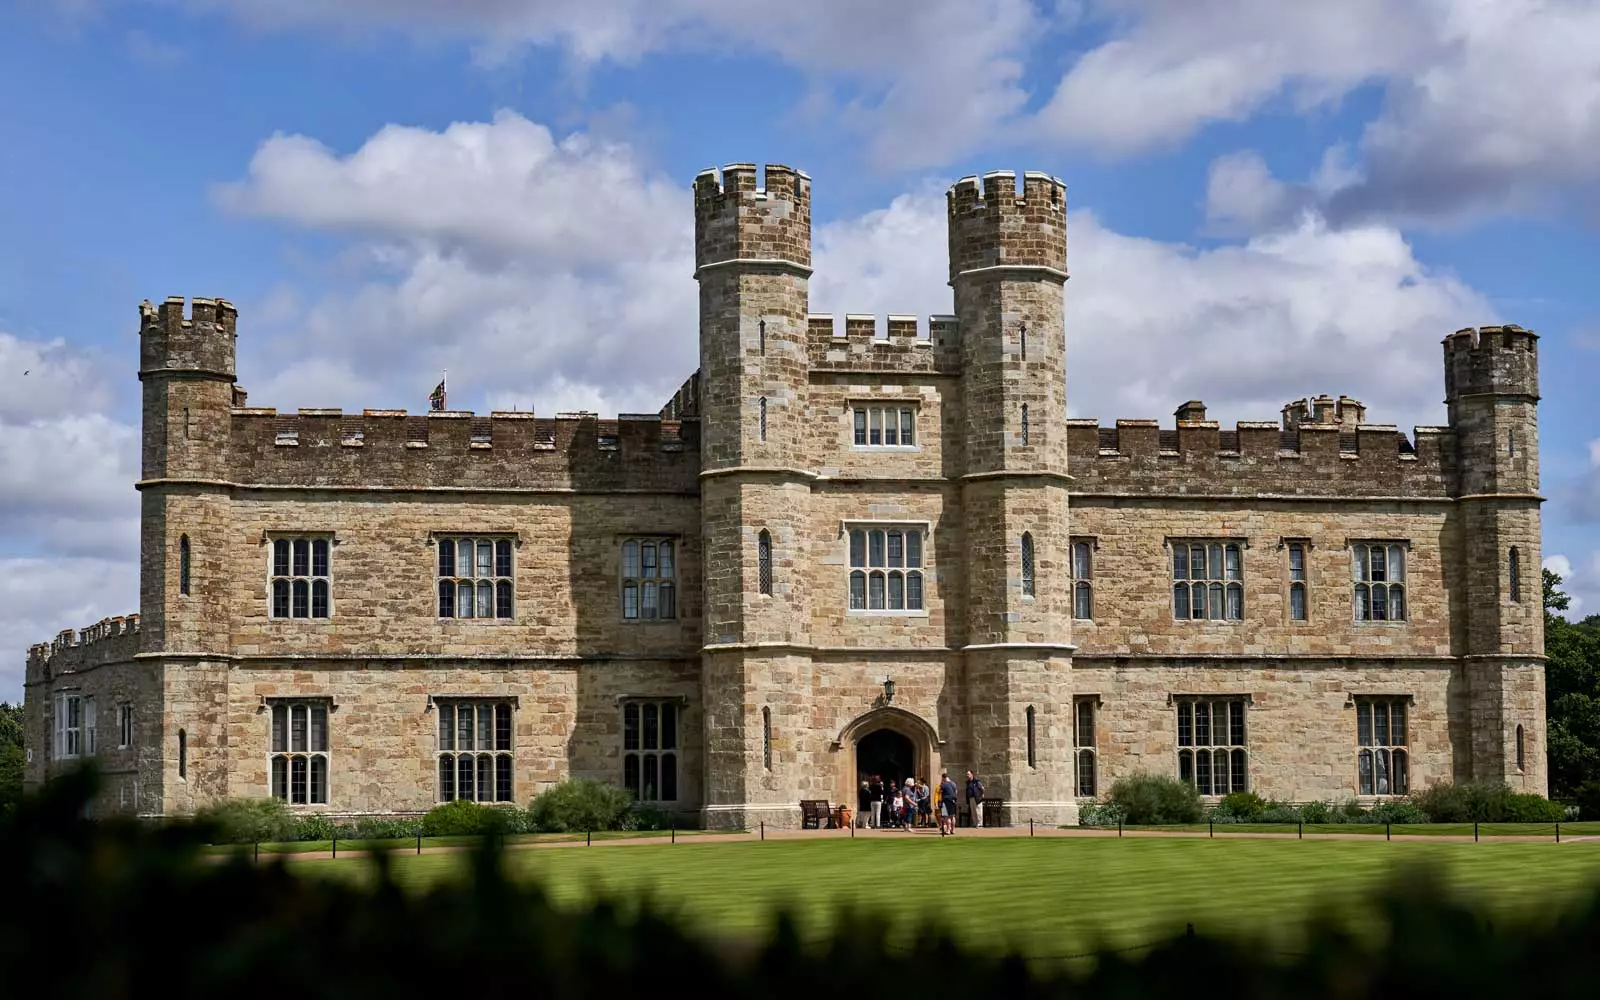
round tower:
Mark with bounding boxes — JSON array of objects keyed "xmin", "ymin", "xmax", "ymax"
[
  {"xmin": 948, "ymin": 170, "xmax": 1076, "ymax": 826},
  {"xmin": 1444, "ymin": 324, "xmax": 1544, "ymax": 793},
  {"xmin": 693, "ymin": 164, "xmax": 815, "ymax": 829}
]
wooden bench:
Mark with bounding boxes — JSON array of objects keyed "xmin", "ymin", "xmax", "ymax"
[{"xmin": 799, "ymin": 799, "xmax": 833, "ymax": 829}]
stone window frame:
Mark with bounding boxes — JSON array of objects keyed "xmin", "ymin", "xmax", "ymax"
[
  {"xmin": 620, "ymin": 536, "xmax": 679, "ymax": 622},
  {"xmin": 844, "ymin": 521, "xmax": 930, "ymax": 616},
  {"xmin": 1508, "ymin": 546, "xmax": 1522, "ymax": 603},
  {"xmin": 1352, "ymin": 694, "xmax": 1412, "ymax": 797},
  {"xmin": 117, "ymin": 702, "xmax": 134, "ymax": 749},
  {"xmin": 1349, "ymin": 539, "xmax": 1409, "ymax": 624},
  {"xmin": 1173, "ymin": 694, "xmax": 1250, "ymax": 797},
  {"xmin": 1073, "ymin": 695, "xmax": 1100, "ymax": 798},
  {"xmin": 1025, "ymin": 705, "xmax": 1037, "ymax": 768},
  {"xmin": 179, "ymin": 534, "xmax": 191, "ymax": 597},
  {"xmin": 433, "ymin": 533, "xmax": 516, "ymax": 621},
  {"xmin": 1020, "ymin": 532, "xmax": 1036, "ymax": 600},
  {"xmin": 53, "ymin": 691, "xmax": 83, "ymax": 760},
  {"xmin": 266, "ymin": 532, "xmax": 336, "ymax": 621},
  {"xmin": 1279, "ymin": 537, "xmax": 1311, "ymax": 624},
  {"xmin": 1071, "ymin": 536, "xmax": 1096, "ymax": 621},
  {"xmin": 762, "ymin": 706, "xmax": 773, "ymax": 771},
  {"xmin": 434, "ymin": 698, "xmax": 516, "ymax": 804},
  {"xmin": 1168, "ymin": 538, "xmax": 1246, "ymax": 622},
  {"xmin": 757, "ymin": 529, "xmax": 773, "ymax": 597},
  {"xmin": 850, "ymin": 401, "xmax": 919, "ymax": 450},
  {"xmin": 621, "ymin": 698, "xmax": 681, "ymax": 803},
  {"xmin": 268, "ymin": 698, "xmax": 331, "ymax": 806}
]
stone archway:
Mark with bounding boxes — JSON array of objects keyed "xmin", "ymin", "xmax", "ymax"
[{"xmin": 836, "ymin": 707, "xmax": 943, "ymax": 808}]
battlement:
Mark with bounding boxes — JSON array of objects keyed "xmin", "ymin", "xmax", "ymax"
[
  {"xmin": 660, "ymin": 370, "xmax": 701, "ymax": 419},
  {"xmin": 27, "ymin": 614, "xmax": 141, "ymax": 679},
  {"xmin": 1281, "ymin": 395, "xmax": 1367, "ymax": 430},
  {"xmin": 139, "ymin": 295, "xmax": 238, "ymax": 377},
  {"xmin": 947, "ymin": 170, "xmax": 1068, "ymax": 282},
  {"xmin": 1444, "ymin": 324, "xmax": 1539, "ymax": 401},
  {"xmin": 693, "ymin": 162, "xmax": 812, "ymax": 270},
  {"xmin": 1065, "ymin": 406, "xmax": 1459, "ymax": 498},
  {"xmin": 804, "ymin": 313, "xmax": 961, "ymax": 374},
  {"xmin": 225, "ymin": 408, "xmax": 700, "ymax": 491}
]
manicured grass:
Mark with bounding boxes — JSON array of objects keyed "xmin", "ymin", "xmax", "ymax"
[
  {"xmin": 294, "ymin": 835, "xmax": 1600, "ymax": 959},
  {"xmin": 207, "ymin": 828, "xmax": 712, "ymax": 857},
  {"xmin": 1104, "ymin": 822, "xmax": 1600, "ymax": 838}
]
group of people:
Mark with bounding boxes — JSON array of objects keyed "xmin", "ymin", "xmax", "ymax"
[{"xmin": 857, "ymin": 769, "xmax": 986, "ymax": 836}]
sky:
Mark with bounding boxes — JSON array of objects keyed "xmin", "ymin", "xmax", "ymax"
[{"xmin": 1, "ymin": 0, "xmax": 1598, "ymax": 701}]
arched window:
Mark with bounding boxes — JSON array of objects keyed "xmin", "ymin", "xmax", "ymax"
[
  {"xmin": 177, "ymin": 728, "xmax": 187, "ymax": 780},
  {"xmin": 1507, "ymin": 429, "xmax": 1517, "ymax": 457},
  {"xmin": 1026, "ymin": 705, "xmax": 1037, "ymax": 768},
  {"xmin": 183, "ymin": 406, "xmax": 190, "ymax": 439},
  {"xmin": 1287, "ymin": 542, "xmax": 1307, "ymax": 622},
  {"xmin": 758, "ymin": 530, "xmax": 773, "ymax": 596},
  {"xmin": 179, "ymin": 535, "xmax": 191, "ymax": 596},
  {"xmin": 1020, "ymin": 323, "xmax": 1027, "ymax": 362},
  {"xmin": 1516, "ymin": 724, "xmax": 1525, "ymax": 771},
  {"xmin": 759, "ymin": 397, "xmax": 767, "ymax": 442},
  {"xmin": 1073, "ymin": 541, "xmax": 1094, "ymax": 620},
  {"xmin": 762, "ymin": 706, "xmax": 772, "ymax": 770},
  {"xmin": 759, "ymin": 318, "xmax": 766, "ymax": 354},
  {"xmin": 1020, "ymin": 532, "xmax": 1035, "ymax": 598},
  {"xmin": 1509, "ymin": 546, "xmax": 1522, "ymax": 602},
  {"xmin": 1020, "ymin": 404, "xmax": 1030, "ymax": 445}
]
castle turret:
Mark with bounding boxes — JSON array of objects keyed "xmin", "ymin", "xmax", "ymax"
[
  {"xmin": 1444, "ymin": 325, "xmax": 1544, "ymax": 793},
  {"xmin": 948, "ymin": 171, "xmax": 1076, "ymax": 825},
  {"xmin": 694, "ymin": 164, "xmax": 815, "ymax": 829}
]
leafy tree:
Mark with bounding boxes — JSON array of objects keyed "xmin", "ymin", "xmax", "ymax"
[
  {"xmin": 0, "ymin": 702, "xmax": 23, "ymax": 815},
  {"xmin": 1544, "ymin": 569, "xmax": 1600, "ymax": 803}
]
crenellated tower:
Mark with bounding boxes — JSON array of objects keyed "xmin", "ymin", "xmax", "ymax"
[
  {"xmin": 694, "ymin": 164, "xmax": 816, "ymax": 829},
  {"xmin": 1445, "ymin": 325, "xmax": 1545, "ymax": 792},
  {"xmin": 948, "ymin": 171, "xmax": 1077, "ymax": 825}
]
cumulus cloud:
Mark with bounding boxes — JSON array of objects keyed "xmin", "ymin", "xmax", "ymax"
[
  {"xmin": 0, "ymin": 557, "xmax": 140, "ymax": 702},
  {"xmin": 1559, "ymin": 438, "xmax": 1600, "ymax": 523},
  {"xmin": 1545, "ymin": 551, "xmax": 1600, "ymax": 619}
]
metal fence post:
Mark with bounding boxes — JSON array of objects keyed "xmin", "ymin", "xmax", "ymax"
[
  {"xmin": 1118, "ymin": 818, "xmax": 1122, "ymax": 837},
  {"xmin": 1209, "ymin": 820, "xmax": 1213, "ymax": 838},
  {"xmin": 587, "ymin": 829, "xmax": 592, "ymax": 847},
  {"xmin": 761, "ymin": 821, "xmax": 765, "ymax": 841},
  {"xmin": 1030, "ymin": 818, "xmax": 1035, "ymax": 837},
  {"xmin": 1385, "ymin": 822, "xmax": 1390, "ymax": 841},
  {"xmin": 1475, "ymin": 821, "xmax": 1479, "ymax": 842},
  {"xmin": 417, "ymin": 833, "xmax": 422, "ymax": 855},
  {"xmin": 671, "ymin": 816, "xmax": 677, "ymax": 844},
  {"xmin": 1556, "ymin": 822, "xmax": 1561, "ymax": 844},
  {"xmin": 332, "ymin": 835, "xmax": 337, "ymax": 859},
  {"xmin": 1298, "ymin": 821, "xmax": 1303, "ymax": 839}
]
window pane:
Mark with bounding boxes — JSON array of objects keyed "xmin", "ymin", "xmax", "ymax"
[
  {"xmin": 439, "ymin": 755, "xmax": 454, "ymax": 801},
  {"xmin": 291, "ymin": 705, "xmax": 307, "ymax": 752},
  {"xmin": 623, "ymin": 582, "xmax": 639, "ymax": 619},
  {"xmin": 495, "ymin": 704, "xmax": 513, "ymax": 751},
  {"xmin": 496, "ymin": 580, "xmax": 513, "ymax": 619},
  {"xmin": 272, "ymin": 705, "xmax": 287, "ymax": 753},
  {"xmin": 1173, "ymin": 545, "xmax": 1188, "ymax": 580},
  {"xmin": 661, "ymin": 703, "xmax": 677, "ymax": 750},
  {"xmin": 293, "ymin": 539, "xmax": 309, "ymax": 577},
  {"xmin": 1392, "ymin": 703, "xmax": 1407, "ymax": 746},
  {"xmin": 624, "ymin": 753, "xmax": 640, "ymax": 798},
  {"xmin": 1075, "ymin": 581, "xmax": 1093, "ymax": 620},
  {"xmin": 477, "ymin": 755, "xmax": 493, "ymax": 803},
  {"xmin": 1375, "ymin": 748, "xmax": 1390, "ymax": 796},
  {"xmin": 1191, "ymin": 582, "xmax": 1207, "ymax": 620},
  {"xmin": 1074, "ymin": 542, "xmax": 1091, "ymax": 580},
  {"xmin": 310, "ymin": 755, "xmax": 327, "ymax": 804},
  {"xmin": 906, "ymin": 572, "xmax": 923, "ymax": 610},
  {"xmin": 1290, "ymin": 583, "xmax": 1307, "ymax": 621},
  {"xmin": 1076, "ymin": 700, "xmax": 1095, "ymax": 748},
  {"xmin": 1393, "ymin": 750, "xmax": 1409, "ymax": 794},
  {"xmin": 272, "ymin": 755, "xmax": 288, "ymax": 800},
  {"xmin": 642, "ymin": 581, "xmax": 659, "ymax": 619},
  {"xmin": 1357, "ymin": 702, "xmax": 1372, "ymax": 746},
  {"xmin": 887, "ymin": 531, "xmax": 903, "ymax": 567},
  {"xmin": 1371, "ymin": 545, "xmax": 1387, "ymax": 582},
  {"xmin": 1389, "ymin": 546, "xmax": 1405, "ymax": 582},
  {"xmin": 495, "ymin": 539, "xmax": 513, "ymax": 577},
  {"xmin": 1195, "ymin": 748, "xmax": 1212, "ymax": 796},
  {"xmin": 273, "ymin": 579, "xmax": 290, "ymax": 618},
  {"xmin": 1288, "ymin": 544, "xmax": 1305, "ymax": 580},
  {"xmin": 643, "ymin": 754, "xmax": 659, "ymax": 801},
  {"xmin": 622, "ymin": 541, "xmax": 640, "ymax": 578},
  {"xmin": 1375, "ymin": 703, "xmax": 1391, "ymax": 746},
  {"xmin": 1353, "ymin": 545, "xmax": 1369, "ymax": 581},
  {"xmin": 476, "ymin": 581, "xmax": 492, "ymax": 618},
  {"xmin": 1230, "ymin": 750, "xmax": 1247, "ymax": 793},
  {"xmin": 661, "ymin": 752, "xmax": 678, "ymax": 800},
  {"xmin": 1173, "ymin": 583, "xmax": 1190, "ymax": 619},
  {"xmin": 906, "ymin": 532, "xmax": 922, "ymax": 568},
  {"xmin": 901, "ymin": 410, "xmax": 914, "ymax": 445},
  {"xmin": 291, "ymin": 756, "xmax": 307, "ymax": 805},
  {"xmin": 1229, "ymin": 703, "xmax": 1245, "ymax": 746},
  {"xmin": 869, "ymin": 531, "xmax": 885, "ymax": 567},
  {"xmin": 1224, "ymin": 544, "xmax": 1241, "ymax": 580},
  {"xmin": 438, "ymin": 580, "xmax": 455, "ymax": 617},
  {"xmin": 439, "ymin": 704, "xmax": 455, "ymax": 751},
  {"xmin": 1213, "ymin": 750, "xmax": 1229, "ymax": 794},
  {"xmin": 458, "ymin": 755, "xmax": 474, "ymax": 801},
  {"xmin": 643, "ymin": 703, "xmax": 659, "ymax": 750},
  {"xmin": 1077, "ymin": 750, "xmax": 1096, "ymax": 797},
  {"xmin": 1226, "ymin": 583, "xmax": 1242, "ymax": 620},
  {"xmin": 849, "ymin": 530, "xmax": 865, "ymax": 567},
  {"xmin": 1205, "ymin": 545, "xmax": 1220, "ymax": 580},
  {"xmin": 623, "ymin": 703, "xmax": 639, "ymax": 751},
  {"xmin": 496, "ymin": 754, "xmax": 513, "ymax": 802},
  {"xmin": 1389, "ymin": 585, "xmax": 1406, "ymax": 621},
  {"xmin": 476, "ymin": 541, "xmax": 492, "ymax": 578},
  {"xmin": 1179, "ymin": 748, "xmax": 1193, "ymax": 785},
  {"xmin": 1177, "ymin": 702, "xmax": 1192, "ymax": 746},
  {"xmin": 658, "ymin": 542, "xmax": 674, "ymax": 579},
  {"xmin": 869, "ymin": 572, "xmax": 885, "ymax": 610},
  {"xmin": 432, "ymin": 539, "xmax": 452, "ymax": 580},
  {"xmin": 1354, "ymin": 583, "xmax": 1369, "ymax": 620},
  {"xmin": 884, "ymin": 419, "xmax": 896, "ymax": 446},
  {"xmin": 888, "ymin": 572, "xmax": 904, "ymax": 610},
  {"xmin": 312, "ymin": 580, "xmax": 329, "ymax": 618},
  {"xmin": 854, "ymin": 409, "xmax": 866, "ymax": 445},
  {"xmin": 869, "ymin": 409, "xmax": 881, "ymax": 445},
  {"xmin": 458, "ymin": 582, "xmax": 475, "ymax": 618},
  {"xmin": 477, "ymin": 704, "xmax": 492, "ymax": 749},
  {"xmin": 1372, "ymin": 584, "xmax": 1389, "ymax": 621},
  {"xmin": 312, "ymin": 539, "xmax": 329, "ymax": 577},
  {"xmin": 310, "ymin": 705, "xmax": 327, "ymax": 752},
  {"xmin": 641, "ymin": 543, "xmax": 657, "ymax": 578},
  {"xmin": 1209, "ymin": 583, "xmax": 1224, "ymax": 619},
  {"xmin": 292, "ymin": 580, "xmax": 309, "ymax": 618},
  {"xmin": 458, "ymin": 705, "xmax": 474, "ymax": 751},
  {"xmin": 1195, "ymin": 702, "xmax": 1211, "ymax": 746},
  {"xmin": 1358, "ymin": 749, "xmax": 1374, "ymax": 795},
  {"xmin": 660, "ymin": 582, "xmax": 676, "ymax": 619},
  {"xmin": 274, "ymin": 539, "xmax": 290, "ymax": 577}
]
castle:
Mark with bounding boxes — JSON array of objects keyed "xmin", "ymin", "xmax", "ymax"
[{"xmin": 23, "ymin": 164, "xmax": 1547, "ymax": 825}]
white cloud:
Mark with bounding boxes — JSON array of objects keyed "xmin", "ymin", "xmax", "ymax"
[
  {"xmin": 1562, "ymin": 437, "xmax": 1600, "ymax": 523},
  {"xmin": 0, "ymin": 557, "xmax": 139, "ymax": 702},
  {"xmin": 1544, "ymin": 551, "xmax": 1600, "ymax": 620}
]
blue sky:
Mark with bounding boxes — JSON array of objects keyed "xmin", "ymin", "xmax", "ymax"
[{"xmin": 2, "ymin": 0, "xmax": 1597, "ymax": 699}]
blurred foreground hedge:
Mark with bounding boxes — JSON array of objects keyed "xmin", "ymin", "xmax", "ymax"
[{"xmin": 8, "ymin": 765, "xmax": 1600, "ymax": 999}]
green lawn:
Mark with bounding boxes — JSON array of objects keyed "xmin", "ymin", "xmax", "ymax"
[
  {"xmin": 205, "ymin": 827, "xmax": 715, "ymax": 857},
  {"xmin": 293, "ymin": 835, "xmax": 1600, "ymax": 960}
]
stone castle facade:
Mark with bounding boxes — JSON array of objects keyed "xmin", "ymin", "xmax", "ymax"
[{"xmin": 24, "ymin": 164, "xmax": 1547, "ymax": 825}]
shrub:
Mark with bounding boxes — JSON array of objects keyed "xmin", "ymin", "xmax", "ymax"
[
  {"xmin": 293, "ymin": 813, "xmax": 340, "ymax": 842},
  {"xmin": 1572, "ymin": 781, "xmax": 1600, "ymax": 821},
  {"xmin": 194, "ymin": 797, "xmax": 296, "ymax": 844},
  {"xmin": 1105, "ymin": 774, "xmax": 1203, "ymax": 825},
  {"xmin": 1077, "ymin": 803, "xmax": 1125, "ymax": 828},
  {"xmin": 529, "ymin": 779, "xmax": 635, "ymax": 833},
  {"xmin": 619, "ymin": 806, "xmax": 674, "ymax": 832},
  {"xmin": 1501, "ymin": 793, "xmax": 1567, "ymax": 823},
  {"xmin": 1407, "ymin": 782, "xmax": 1565, "ymax": 823},
  {"xmin": 1217, "ymin": 791, "xmax": 1266, "ymax": 821},
  {"xmin": 346, "ymin": 816, "xmax": 424, "ymax": 840},
  {"xmin": 1368, "ymin": 800, "xmax": 1428, "ymax": 825},
  {"xmin": 1298, "ymin": 800, "xmax": 1331, "ymax": 824},
  {"xmin": 420, "ymin": 800, "xmax": 521, "ymax": 837},
  {"xmin": 1331, "ymin": 799, "xmax": 1369, "ymax": 823},
  {"xmin": 1258, "ymin": 805, "xmax": 1301, "ymax": 824}
]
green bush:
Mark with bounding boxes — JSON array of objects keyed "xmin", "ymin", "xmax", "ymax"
[
  {"xmin": 528, "ymin": 779, "xmax": 634, "ymax": 833},
  {"xmin": 1077, "ymin": 803, "xmax": 1126, "ymax": 827},
  {"xmin": 1217, "ymin": 791, "xmax": 1267, "ymax": 821},
  {"xmin": 1105, "ymin": 774, "xmax": 1203, "ymax": 825},
  {"xmin": 1407, "ymin": 782, "xmax": 1566, "ymax": 823},
  {"xmin": 293, "ymin": 813, "xmax": 340, "ymax": 842},
  {"xmin": 194, "ymin": 797, "xmax": 297, "ymax": 844},
  {"xmin": 1572, "ymin": 780, "xmax": 1600, "ymax": 821},
  {"xmin": 1258, "ymin": 804, "xmax": 1301, "ymax": 824},
  {"xmin": 1368, "ymin": 800, "xmax": 1427, "ymax": 825},
  {"xmin": 1298, "ymin": 800, "xmax": 1331, "ymax": 824},
  {"xmin": 344, "ymin": 816, "xmax": 424, "ymax": 840},
  {"xmin": 1331, "ymin": 799, "xmax": 1369, "ymax": 823},
  {"xmin": 1501, "ymin": 793, "xmax": 1567, "ymax": 823},
  {"xmin": 619, "ymin": 805, "xmax": 674, "ymax": 832},
  {"xmin": 421, "ymin": 800, "xmax": 521, "ymax": 837}
]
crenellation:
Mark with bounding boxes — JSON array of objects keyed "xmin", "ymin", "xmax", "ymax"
[{"xmin": 806, "ymin": 313, "xmax": 962, "ymax": 374}]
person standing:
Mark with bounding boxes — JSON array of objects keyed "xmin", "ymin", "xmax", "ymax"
[
  {"xmin": 937, "ymin": 771, "xmax": 959, "ymax": 836},
  {"xmin": 857, "ymin": 779, "xmax": 872, "ymax": 829},
  {"xmin": 915, "ymin": 779, "xmax": 932, "ymax": 828},
  {"xmin": 965, "ymin": 770, "xmax": 986, "ymax": 829},
  {"xmin": 869, "ymin": 775, "xmax": 884, "ymax": 828}
]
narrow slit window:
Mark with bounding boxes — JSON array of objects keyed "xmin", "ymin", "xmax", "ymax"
[
  {"xmin": 757, "ymin": 530, "xmax": 773, "ymax": 596},
  {"xmin": 762, "ymin": 706, "xmax": 772, "ymax": 771},
  {"xmin": 1025, "ymin": 705, "xmax": 1036, "ymax": 768},
  {"xmin": 1288, "ymin": 542, "xmax": 1307, "ymax": 622},
  {"xmin": 1072, "ymin": 540, "xmax": 1094, "ymax": 620},
  {"xmin": 1020, "ymin": 404, "xmax": 1029, "ymax": 445},
  {"xmin": 1509, "ymin": 546, "xmax": 1522, "ymax": 603},
  {"xmin": 1020, "ymin": 532, "xmax": 1035, "ymax": 598},
  {"xmin": 759, "ymin": 397, "xmax": 767, "ymax": 442},
  {"xmin": 179, "ymin": 535, "xmax": 191, "ymax": 596}
]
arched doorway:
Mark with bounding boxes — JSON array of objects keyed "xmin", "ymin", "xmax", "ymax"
[{"xmin": 857, "ymin": 728, "xmax": 916, "ymax": 787}]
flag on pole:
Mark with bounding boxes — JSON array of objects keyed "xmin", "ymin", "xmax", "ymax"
[{"xmin": 428, "ymin": 372, "xmax": 447, "ymax": 411}]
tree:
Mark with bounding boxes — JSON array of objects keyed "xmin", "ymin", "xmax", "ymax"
[
  {"xmin": 1543, "ymin": 569, "xmax": 1600, "ymax": 803},
  {"xmin": 0, "ymin": 702, "xmax": 23, "ymax": 816}
]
